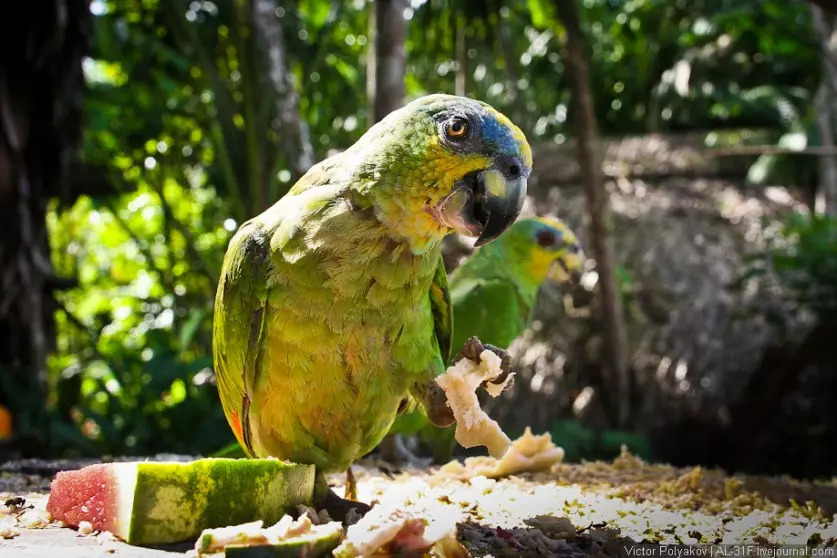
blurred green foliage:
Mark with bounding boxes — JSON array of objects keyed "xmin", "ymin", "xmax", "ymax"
[
  {"xmin": 30, "ymin": 0, "xmax": 830, "ymax": 458},
  {"xmin": 740, "ymin": 214, "xmax": 837, "ymax": 329},
  {"xmin": 775, "ymin": 215, "xmax": 837, "ymax": 325},
  {"xmin": 548, "ymin": 420, "xmax": 656, "ymax": 463},
  {"xmin": 728, "ymin": 214, "xmax": 837, "ymax": 479}
]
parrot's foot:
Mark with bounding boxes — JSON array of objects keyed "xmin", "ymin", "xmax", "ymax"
[
  {"xmin": 322, "ymin": 488, "xmax": 372, "ymax": 526},
  {"xmin": 452, "ymin": 336, "xmax": 515, "ymax": 393},
  {"xmin": 345, "ymin": 466, "xmax": 358, "ymax": 501},
  {"xmin": 412, "ymin": 381, "xmax": 455, "ymax": 428},
  {"xmin": 314, "ymin": 470, "xmax": 371, "ymax": 526}
]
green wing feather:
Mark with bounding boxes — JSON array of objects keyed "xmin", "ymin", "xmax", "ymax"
[
  {"xmin": 430, "ymin": 254, "xmax": 452, "ymax": 365},
  {"xmin": 390, "ymin": 255, "xmax": 452, "ymax": 434},
  {"xmin": 212, "ymin": 219, "xmax": 271, "ymax": 457},
  {"xmin": 450, "ymin": 278, "xmax": 526, "ymax": 351}
]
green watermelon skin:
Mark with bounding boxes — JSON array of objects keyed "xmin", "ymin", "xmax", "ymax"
[
  {"xmin": 47, "ymin": 458, "xmax": 316, "ymax": 546},
  {"xmin": 223, "ymin": 523, "xmax": 344, "ymax": 558}
]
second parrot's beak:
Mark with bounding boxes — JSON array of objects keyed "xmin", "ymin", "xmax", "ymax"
[
  {"xmin": 548, "ymin": 248, "xmax": 585, "ymax": 284},
  {"xmin": 438, "ymin": 158, "xmax": 528, "ymax": 246}
]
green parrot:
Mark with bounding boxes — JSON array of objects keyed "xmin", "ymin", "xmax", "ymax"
[
  {"xmin": 212, "ymin": 94, "xmax": 531, "ymax": 519},
  {"xmin": 381, "ymin": 216, "xmax": 586, "ymax": 464},
  {"xmin": 447, "ymin": 216, "xmax": 584, "ymax": 351}
]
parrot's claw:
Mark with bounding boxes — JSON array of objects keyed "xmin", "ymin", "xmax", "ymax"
[
  {"xmin": 450, "ymin": 336, "xmax": 487, "ymax": 365},
  {"xmin": 452, "ymin": 336, "xmax": 515, "ymax": 393},
  {"xmin": 484, "ymin": 342, "xmax": 515, "ymax": 392},
  {"xmin": 412, "ymin": 381, "xmax": 455, "ymax": 428},
  {"xmin": 314, "ymin": 470, "xmax": 371, "ymax": 526},
  {"xmin": 322, "ymin": 488, "xmax": 372, "ymax": 526}
]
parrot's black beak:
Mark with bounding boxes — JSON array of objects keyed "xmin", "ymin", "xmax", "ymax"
[
  {"xmin": 438, "ymin": 155, "xmax": 528, "ymax": 246},
  {"xmin": 472, "ymin": 167, "xmax": 528, "ymax": 247}
]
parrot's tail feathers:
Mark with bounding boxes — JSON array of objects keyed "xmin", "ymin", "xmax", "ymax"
[
  {"xmin": 229, "ymin": 410, "xmax": 244, "ymax": 443},
  {"xmin": 225, "ymin": 402, "xmax": 256, "ymax": 458},
  {"xmin": 240, "ymin": 395, "xmax": 257, "ymax": 457}
]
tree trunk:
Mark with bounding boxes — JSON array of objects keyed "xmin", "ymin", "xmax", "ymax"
[
  {"xmin": 251, "ymin": 0, "xmax": 314, "ymax": 187},
  {"xmin": 811, "ymin": 4, "xmax": 837, "ymax": 216},
  {"xmin": 806, "ymin": 0, "xmax": 837, "ymax": 17},
  {"xmin": 455, "ymin": 21, "xmax": 468, "ymax": 97},
  {"xmin": 0, "ymin": 0, "xmax": 90, "ymax": 442},
  {"xmin": 367, "ymin": 3, "xmax": 377, "ymax": 120},
  {"xmin": 373, "ymin": 0, "xmax": 407, "ymax": 123},
  {"xmin": 553, "ymin": 0, "xmax": 630, "ymax": 428},
  {"xmin": 499, "ymin": 16, "xmax": 528, "ymax": 125},
  {"xmin": 813, "ymin": 85, "xmax": 837, "ymax": 216}
]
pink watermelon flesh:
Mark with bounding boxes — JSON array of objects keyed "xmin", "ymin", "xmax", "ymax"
[{"xmin": 47, "ymin": 464, "xmax": 119, "ymax": 533}]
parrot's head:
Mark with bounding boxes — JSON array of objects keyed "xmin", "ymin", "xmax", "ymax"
[
  {"xmin": 347, "ymin": 94, "xmax": 532, "ymax": 252},
  {"xmin": 505, "ymin": 217, "xmax": 585, "ymax": 286}
]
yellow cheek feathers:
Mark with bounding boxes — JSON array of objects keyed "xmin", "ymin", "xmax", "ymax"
[
  {"xmin": 529, "ymin": 249, "xmax": 559, "ymax": 282},
  {"xmin": 422, "ymin": 138, "xmax": 493, "ymax": 189},
  {"xmin": 531, "ymin": 249, "xmax": 585, "ymax": 284},
  {"xmin": 366, "ymin": 141, "xmax": 494, "ymax": 253}
]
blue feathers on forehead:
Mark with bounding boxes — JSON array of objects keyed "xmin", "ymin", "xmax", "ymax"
[{"xmin": 479, "ymin": 112, "xmax": 521, "ymax": 156}]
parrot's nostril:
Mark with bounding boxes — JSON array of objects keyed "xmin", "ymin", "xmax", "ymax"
[{"xmin": 494, "ymin": 155, "xmax": 524, "ymax": 180}]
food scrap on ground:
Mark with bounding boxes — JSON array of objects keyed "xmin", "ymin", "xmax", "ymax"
[
  {"xmin": 16, "ymin": 509, "xmax": 51, "ymax": 530},
  {"xmin": 0, "ymin": 517, "xmax": 20, "ymax": 539},
  {"xmin": 0, "ymin": 494, "xmax": 52, "ymax": 537},
  {"xmin": 438, "ymin": 427, "xmax": 565, "ymax": 479},
  {"xmin": 195, "ymin": 515, "xmax": 344, "ymax": 557},
  {"xmin": 333, "ymin": 500, "xmax": 466, "ymax": 557},
  {"xmin": 77, "ymin": 520, "xmax": 96, "ymax": 536}
]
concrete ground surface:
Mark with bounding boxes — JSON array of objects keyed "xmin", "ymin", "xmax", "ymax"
[{"xmin": 1, "ymin": 451, "xmax": 836, "ymax": 557}]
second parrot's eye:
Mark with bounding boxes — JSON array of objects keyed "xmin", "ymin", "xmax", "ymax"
[
  {"xmin": 536, "ymin": 230, "xmax": 558, "ymax": 247},
  {"xmin": 446, "ymin": 118, "xmax": 468, "ymax": 139}
]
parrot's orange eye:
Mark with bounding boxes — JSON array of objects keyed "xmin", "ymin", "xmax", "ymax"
[{"xmin": 446, "ymin": 119, "xmax": 468, "ymax": 139}]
